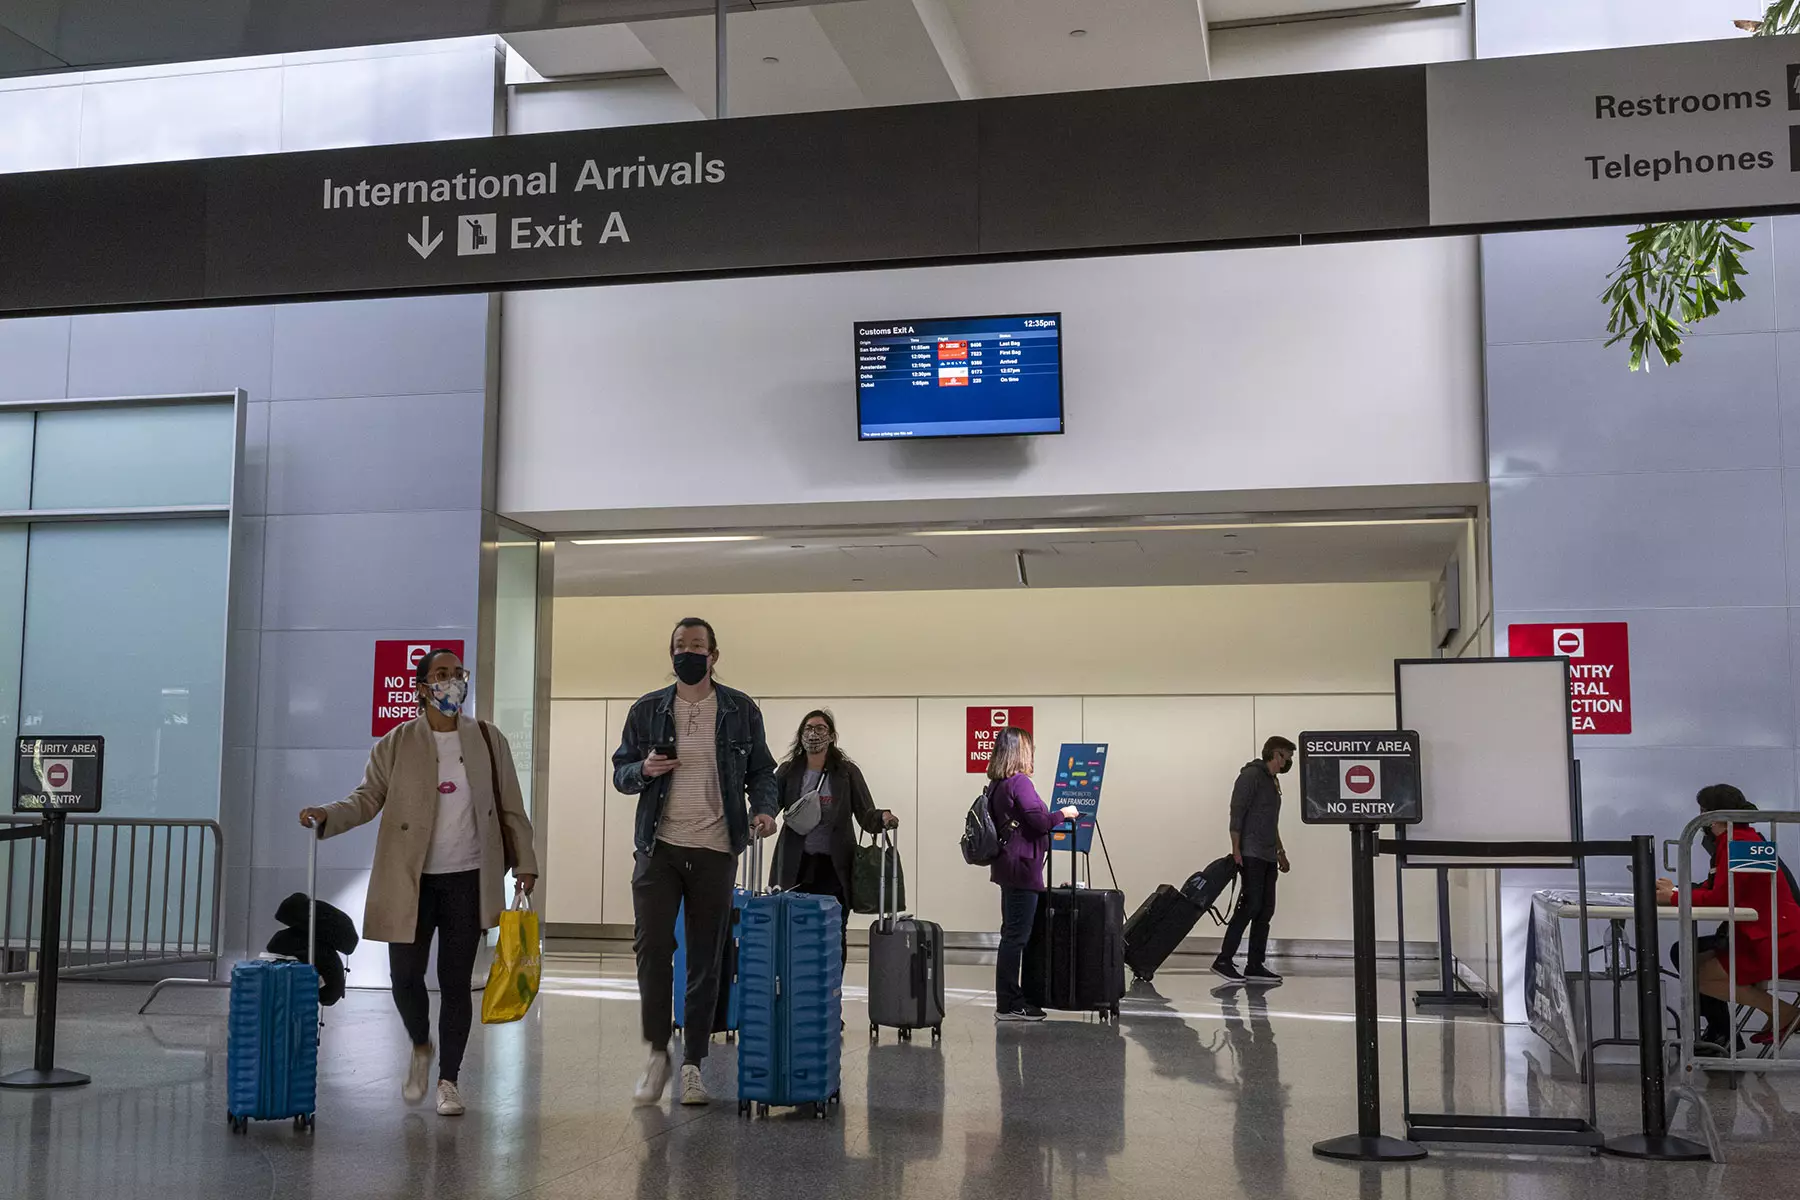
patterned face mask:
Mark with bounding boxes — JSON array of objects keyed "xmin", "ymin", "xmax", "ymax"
[
  {"xmin": 801, "ymin": 729, "xmax": 832, "ymax": 753},
  {"xmin": 426, "ymin": 677, "xmax": 468, "ymax": 716}
]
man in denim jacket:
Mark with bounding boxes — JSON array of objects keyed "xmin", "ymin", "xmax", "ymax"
[{"xmin": 613, "ymin": 617, "xmax": 778, "ymax": 1108}]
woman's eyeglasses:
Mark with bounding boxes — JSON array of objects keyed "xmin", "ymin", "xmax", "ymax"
[{"xmin": 429, "ymin": 668, "xmax": 471, "ymax": 683}]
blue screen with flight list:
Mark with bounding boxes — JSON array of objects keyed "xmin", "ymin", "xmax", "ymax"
[{"xmin": 855, "ymin": 313, "xmax": 1064, "ymax": 440}]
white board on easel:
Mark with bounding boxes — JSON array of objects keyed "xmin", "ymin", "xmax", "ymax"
[{"xmin": 1395, "ymin": 657, "xmax": 1575, "ymax": 863}]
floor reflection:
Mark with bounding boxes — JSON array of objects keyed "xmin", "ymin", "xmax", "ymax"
[{"xmin": 962, "ymin": 1019, "xmax": 1127, "ymax": 1200}]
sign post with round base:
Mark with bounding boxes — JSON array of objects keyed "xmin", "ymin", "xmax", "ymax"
[
  {"xmin": 0, "ymin": 810, "xmax": 91, "ymax": 1090},
  {"xmin": 1310, "ymin": 822, "xmax": 1426, "ymax": 1162}
]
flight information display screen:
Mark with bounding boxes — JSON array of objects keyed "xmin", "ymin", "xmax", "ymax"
[{"xmin": 855, "ymin": 313, "xmax": 1064, "ymax": 440}]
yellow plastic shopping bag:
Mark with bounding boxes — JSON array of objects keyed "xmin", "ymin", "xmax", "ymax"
[{"xmin": 481, "ymin": 890, "xmax": 541, "ymax": 1024}]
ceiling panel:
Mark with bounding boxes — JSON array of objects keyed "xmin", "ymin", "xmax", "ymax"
[
  {"xmin": 557, "ymin": 518, "xmax": 1467, "ymax": 596},
  {"xmin": 941, "ymin": 0, "xmax": 1211, "ymax": 95},
  {"xmin": 628, "ymin": 6, "xmax": 866, "ymax": 117}
]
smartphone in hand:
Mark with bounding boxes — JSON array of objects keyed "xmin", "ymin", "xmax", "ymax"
[{"xmin": 651, "ymin": 740, "xmax": 678, "ymax": 760}]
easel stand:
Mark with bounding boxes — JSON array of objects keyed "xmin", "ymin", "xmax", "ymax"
[
  {"xmin": 1312, "ymin": 824, "xmax": 1426, "ymax": 1161},
  {"xmin": 0, "ymin": 812, "xmax": 91, "ymax": 1089},
  {"xmin": 1375, "ymin": 835, "xmax": 1705, "ymax": 1161},
  {"xmin": 1413, "ymin": 867, "xmax": 1487, "ymax": 1009}
]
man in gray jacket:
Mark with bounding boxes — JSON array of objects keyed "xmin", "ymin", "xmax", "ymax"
[{"xmin": 1213, "ymin": 736, "xmax": 1294, "ymax": 986}]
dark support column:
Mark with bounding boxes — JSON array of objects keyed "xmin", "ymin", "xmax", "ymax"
[
  {"xmin": 0, "ymin": 812, "xmax": 90, "ymax": 1089},
  {"xmin": 1314, "ymin": 823, "xmax": 1426, "ymax": 1162},
  {"xmin": 1601, "ymin": 835, "xmax": 1708, "ymax": 1160}
]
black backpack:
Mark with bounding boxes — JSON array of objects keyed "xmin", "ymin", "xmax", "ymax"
[
  {"xmin": 1182, "ymin": 855, "xmax": 1240, "ymax": 922},
  {"xmin": 960, "ymin": 784, "xmax": 1005, "ymax": 866}
]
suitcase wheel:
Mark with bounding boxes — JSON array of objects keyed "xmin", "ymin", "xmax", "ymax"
[
  {"xmin": 899, "ymin": 1027, "xmax": 911, "ymax": 1043},
  {"xmin": 228, "ymin": 1114, "xmax": 245, "ymax": 1135},
  {"xmin": 869, "ymin": 1023, "xmax": 879, "ymax": 1042},
  {"xmin": 739, "ymin": 1100, "xmax": 750, "ymax": 1118},
  {"xmin": 758, "ymin": 1104, "xmax": 769, "ymax": 1118},
  {"xmin": 725, "ymin": 1031, "xmax": 736, "ymax": 1044},
  {"xmin": 932, "ymin": 1025, "xmax": 942, "ymax": 1044}
]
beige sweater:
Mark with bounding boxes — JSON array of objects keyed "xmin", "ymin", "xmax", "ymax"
[{"xmin": 317, "ymin": 716, "xmax": 540, "ymax": 944}]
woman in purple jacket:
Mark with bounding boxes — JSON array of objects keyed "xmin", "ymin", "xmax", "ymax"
[{"xmin": 987, "ymin": 726, "xmax": 1081, "ymax": 1022}]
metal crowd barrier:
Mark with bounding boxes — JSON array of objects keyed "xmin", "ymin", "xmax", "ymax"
[
  {"xmin": 0, "ymin": 816, "xmax": 222, "ymax": 987},
  {"xmin": 1666, "ymin": 808, "xmax": 1800, "ymax": 1161}
]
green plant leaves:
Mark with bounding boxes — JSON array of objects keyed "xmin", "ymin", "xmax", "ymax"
[
  {"xmin": 1603, "ymin": 4, "xmax": 1793, "ymax": 369},
  {"xmin": 1602, "ymin": 218, "xmax": 1756, "ymax": 371}
]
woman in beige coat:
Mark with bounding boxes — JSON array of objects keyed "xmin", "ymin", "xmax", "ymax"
[{"xmin": 299, "ymin": 648, "xmax": 538, "ymax": 1117}]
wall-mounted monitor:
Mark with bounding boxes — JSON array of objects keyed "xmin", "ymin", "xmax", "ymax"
[{"xmin": 855, "ymin": 312, "xmax": 1064, "ymax": 441}]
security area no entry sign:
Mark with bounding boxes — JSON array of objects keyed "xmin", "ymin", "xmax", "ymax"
[
  {"xmin": 1298, "ymin": 730, "xmax": 1421, "ymax": 825},
  {"xmin": 14, "ymin": 737, "xmax": 104, "ymax": 815}
]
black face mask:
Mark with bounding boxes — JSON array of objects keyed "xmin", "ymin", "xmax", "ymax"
[
  {"xmin": 672, "ymin": 652, "xmax": 711, "ymax": 686},
  {"xmin": 1279, "ymin": 757, "xmax": 1293, "ymax": 774}
]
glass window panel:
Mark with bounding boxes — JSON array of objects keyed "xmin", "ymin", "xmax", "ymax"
[
  {"xmin": 0, "ymin": 525, "xmax": 24, "ymax": 942},
  {"xmin": 31, "ymin": 403, "xmax": 234, "ymax": 510},
  {"xmin": 0, "ymin": 414, "xmax": 33, "ymax": 509},
  {"xmin": 492, "ymin": 529, "xmax": 540, "ymax": 821},
  {"xmin": 18, "ymin": 520, "xmax": 228, "ymax": 821}
]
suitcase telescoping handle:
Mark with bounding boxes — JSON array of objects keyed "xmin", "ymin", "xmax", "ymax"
[
  {"xmin": 879, "ymin": 827, "xmax": 899, "ymax": 932},
  {"xmin": 308, "ymin": 820, "xmax": 322, "ymax": 971},
  {"xmin": 746, "ymin": 824, "xmax": 766, "ymax": 896}
]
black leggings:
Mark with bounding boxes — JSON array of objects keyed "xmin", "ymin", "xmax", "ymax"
[
  {"xmin": 793, "ymin": 852, "xmax": 851, "ymax": 965},
  {"xmin": 389, "ymin": 870, "xmax": 483, "ymax": 1083}
]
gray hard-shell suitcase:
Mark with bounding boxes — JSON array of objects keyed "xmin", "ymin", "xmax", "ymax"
[{"xmin": 866, "ymin": 829, "xmax": 945, "ymax": 1043}]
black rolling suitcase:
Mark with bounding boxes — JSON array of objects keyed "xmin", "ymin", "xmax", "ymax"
[
  {"xmin": 1023, "ymin": 822, "xmax": 1125, "ymax": 1020},
  {"xmin": 1123, "ymin": 886, "xmax": 1204, "ymax": 983},
  {"xmin": 1123, "ymin": 854, "xmax": 1240, "ymax": 982}
]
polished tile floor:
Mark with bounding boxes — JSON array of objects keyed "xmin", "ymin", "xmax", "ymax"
[{"xmin": 2, "ymin": 952, "xmax": 1796, "ymax": 1200}]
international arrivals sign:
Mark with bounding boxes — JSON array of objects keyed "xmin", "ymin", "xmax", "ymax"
[
  {"xmin": 2, "ymin": 35, "xmax": 1799, "ymax": 316},
  {"xmin": 1507, "ymin": 623, "xmax": 1632, "ymax": 735}
]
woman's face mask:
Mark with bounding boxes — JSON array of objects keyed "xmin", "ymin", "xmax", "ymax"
[
  {"xmin": 425, "ymin": 676, "xmax": 468, "ymax": 716},
  {"xmin": 801, "ymin": 727, "xmax": 832, "ymax": 754}
]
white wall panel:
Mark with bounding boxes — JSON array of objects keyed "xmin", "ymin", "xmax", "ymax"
[
  {"xmin": 545, "ymin": 700, "xmax": 610, "ymax": 923},
  {"xmin": 500, "ymin": 239, "xmax": 1483, "ymax": 525},
  {"xmin": 916, "ymin": 697, "xmax": 1083, "ymax": 935},
  {"xmin": 1079, "ymin": 695, "xmax": 1256, "ymax": 916}
]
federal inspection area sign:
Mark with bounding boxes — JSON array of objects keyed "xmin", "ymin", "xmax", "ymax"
[
  {"xmin": 13, "ymin": 737, "xmax": 104, "ymax": 815},
  {"xmin": 1298, "ymin": 730, "xmax": 1421, "ymax": 826}
]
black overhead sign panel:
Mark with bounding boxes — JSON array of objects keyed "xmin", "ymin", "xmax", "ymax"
[
  {"xmin": 0, "ymin": 67, "xmax": 1429, "ymax": 316},
  {"xmin": 5, "ymin": 33, "xmax": 1800, "ymax": 318}
]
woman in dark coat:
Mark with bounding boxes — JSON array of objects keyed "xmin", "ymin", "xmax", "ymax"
[{"xmin": 769, "ymin": 709, "xmax": 898, "ymax": 963}]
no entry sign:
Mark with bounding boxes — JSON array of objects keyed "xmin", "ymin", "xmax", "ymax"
[
  {"xmin": 1507, "ymin": 622, "xmax": 1631, "ymax": 735},
  {"xmin": 14, "ymin": 737, "xmax": 104, "ymax": 815},
  {"xmin": 966, "ymin": 706, "xmax": 1033, "ymax": 774},
  {"xmin": 1298, "ymin": 731, "xmax": 1422, "ymax": 825},
  {"xmin": 372, "ymin": 639, "xmax": 465, "ymax": 737}
]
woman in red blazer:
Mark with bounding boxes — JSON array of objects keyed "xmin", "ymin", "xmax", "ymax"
[{"xmin": 1658, "ymin": 786, "xmax": 1800, "ymax": 1046}]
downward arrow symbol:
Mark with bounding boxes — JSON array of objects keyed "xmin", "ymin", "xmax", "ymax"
[{"xmin": 407, "ymin": 216, "xmax": 443, "ymax": 259}]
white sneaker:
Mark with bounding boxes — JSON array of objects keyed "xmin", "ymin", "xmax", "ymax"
[
  {"xmin": 678, "ymin": 1063, "xmax": 710, "ymax": 1107},
  {"xmin": 633, "ymin": 1050, "xmax": 672, "ymax": 1105},
  {"xmin": 436, "ymin": 1079, "xmax": 466, "ymax": 1116},
  {"xmin": 403, "ymin": 1044, "xmax": 433, "ymax": 1104}
]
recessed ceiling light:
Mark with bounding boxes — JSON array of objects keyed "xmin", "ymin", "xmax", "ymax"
[
  {"xmin": 762, "ymin": 55, "xmax": 779, "ymax": 63},
  {"xmin": 1234, "ymin": 569, "xmax": 1250, "ymax": 575},
  {"xmin": 913, "ymin": 518, "xmax": 1464, "ymax": 537},
  {"xmin": 1069, "ymin": 29, "xmax": 1087, "ymax": 38},
  {"xmin": 570, "ymin": 534, "xmax": 763, "ymax": 546},
  {"xmin": 1221, "ymin": 549, "xmax": 1256, "ymax": 558},
  {"xmin": 850, "ymin": 578, "xmax": 864, "ymax": 583}
]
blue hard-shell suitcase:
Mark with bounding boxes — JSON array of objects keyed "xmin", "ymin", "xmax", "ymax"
[
  {"xmin": 672, "ymin": 889, "xmax": 747, "ymax": 1040},
  {"xmin": 227, "ymin": 960, "xmax": 320, "ymax": 1132},
  {"xmin": 736, "ymin": 855, "xmax": 842, "ymax": 1118},
  {"xmin": 227, "ymin": 826, "xmax": 323, "ymax": 1134}
]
